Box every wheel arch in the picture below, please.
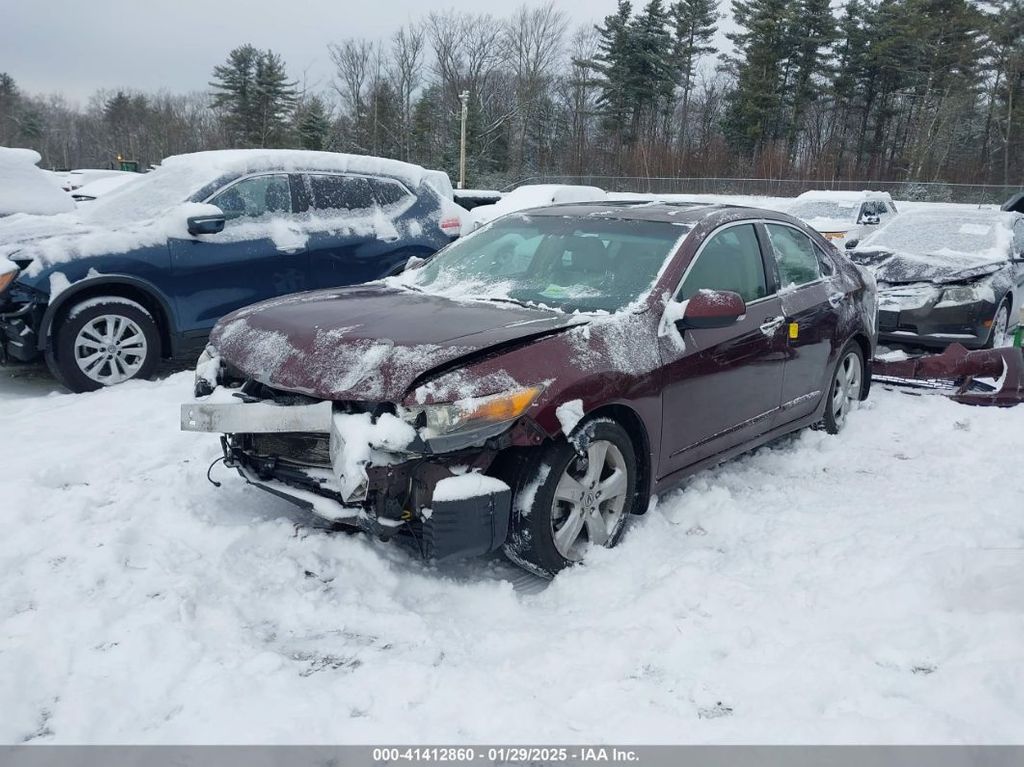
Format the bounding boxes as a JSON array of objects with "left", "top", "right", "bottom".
[
  {"left": 40, "top": 276, "right": 177, "bottom": 358},
  {"left": 582, "top": 402, "right": 653, "bottom": 515}
]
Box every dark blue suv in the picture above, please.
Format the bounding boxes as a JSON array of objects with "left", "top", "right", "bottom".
[{"left": 0, "top": 150, "right": 466, "bottom": 392}]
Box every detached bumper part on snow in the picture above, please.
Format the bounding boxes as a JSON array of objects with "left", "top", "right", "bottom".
[
  {"left": 182, "top": 397, "right": 513, "bottom": 561},
  {"left": 873, "top": 343, "right": 1024, "bottom": 406}
]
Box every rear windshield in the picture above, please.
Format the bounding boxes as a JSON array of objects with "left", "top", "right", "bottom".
[{"left": 403, "top": 215, "right": 688, "bottom": 312}]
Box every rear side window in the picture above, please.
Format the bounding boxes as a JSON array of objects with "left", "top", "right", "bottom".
[
  {"left": 299, "top": 174, "right": 374, "bottom": 213},
  {"left": 210, "top": 174, "right": 292, "bottom": 220},
  {"left": 765, "top": 224, "right": 821, "bottom": 288},
  {"left": 678, "top": 223, "right": 768, "bottom": 303},
  {"left": 369, "top": 178, "right": 413, "bottom": 208}
]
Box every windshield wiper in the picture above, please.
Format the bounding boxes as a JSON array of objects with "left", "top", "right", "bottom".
[{"left": 480, "top": 296, "right": 539, "bottom": 309}]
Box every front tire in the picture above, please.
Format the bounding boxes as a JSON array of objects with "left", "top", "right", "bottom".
[
  {"left": 503, "top": 418, "right": 638, "bottom": 577},
  {"left": 821, "top": 342, "right": 865, "bottom": 434},
  {"left": 985, "top": 298, "right": 1012, "bottom": 349},
  {"left": 49, "top": 298, "right": 160, "bottom": 392}
]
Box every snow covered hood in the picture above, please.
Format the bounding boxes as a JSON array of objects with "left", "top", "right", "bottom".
[
  {"left": 210, "top": 285, "right": 582, "bottom": 402},
  {"left": 851, "top": 210, "right": 1016, "bottom": 284}
]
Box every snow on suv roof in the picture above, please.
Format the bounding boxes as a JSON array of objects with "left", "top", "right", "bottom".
[
  {"left": 795, "top": 189, "right": 893, "bottom": 202},
  {"left": 160, "top": 149, "right": 432, "bottom": 189}
]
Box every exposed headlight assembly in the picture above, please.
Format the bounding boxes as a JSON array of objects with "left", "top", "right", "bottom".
[
  {"left": 193, "top": 345, "right": 223, "bottom": 397},
  {"left": 421, "top": 385, "right": 544, "bottom": 436},
  {"left": 940, "top": 285, "right": 984, "bottom": 304}
]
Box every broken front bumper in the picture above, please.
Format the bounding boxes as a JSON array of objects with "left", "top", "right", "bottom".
[{"left": 181, "top": 397, "right": 512, "bottom": 561}]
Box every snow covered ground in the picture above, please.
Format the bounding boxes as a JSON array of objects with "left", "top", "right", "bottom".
[{"left": 2, "top": 362, "right": 1022, "bottom": 743}]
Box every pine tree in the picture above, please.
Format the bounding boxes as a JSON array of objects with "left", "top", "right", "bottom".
[
  {"left": 721, "top": 0, "right": 791, "bottom": 156},
  {"left": 782, "top": 0, "right": 836, "bottom": 157},
  {"left": 593, "top": 0, "right": 635, "bottom": 144},
  {"left": 669, "top": 0, "right": 719, "bottom": 147},
  {"left": 210, "top": 45, "right": 297, "bottom": 147},
  {"left": 296, "top": 95, "right": 332, "bottom": 150}
]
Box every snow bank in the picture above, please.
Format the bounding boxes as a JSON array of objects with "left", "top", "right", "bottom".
[
  {"left": 0, "top": 147, "right": 75, "bottom": 216},
  {"left": 2, "top": 372, "right": 1024, "bottom": 742}
]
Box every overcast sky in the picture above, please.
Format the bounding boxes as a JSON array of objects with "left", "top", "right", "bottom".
[{"left": 3, "top": 0, "right": 638, "bottom": 104}]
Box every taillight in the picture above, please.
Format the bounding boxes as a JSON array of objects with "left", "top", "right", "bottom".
[{"left": 439, "top": 216, "right": 462, "bottom": 237}]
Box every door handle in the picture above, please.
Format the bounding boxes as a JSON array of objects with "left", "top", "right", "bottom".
[
  {"left": 276, "top": 246, "right": 303, "bottom": 254},
  {"left": 828, "top": 292, "right": 845, "bottom": 308},
  {"left": 759, "top": 316, "right": 785, "bottom": 335}
]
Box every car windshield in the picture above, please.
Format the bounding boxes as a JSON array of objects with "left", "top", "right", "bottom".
[
  {"left": 857, "top": 213, "right": 1009, "bottom": 259},
  {"left": 78, "top": 162, "right": 220, "bottom": 225},
  {"left": 401, "top": 215, "right": 688, "bottom": 312}
]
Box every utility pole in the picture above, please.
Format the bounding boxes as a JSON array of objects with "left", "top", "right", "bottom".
[{"left": 458, "top": 90, "right": 470, "bottom": 190}]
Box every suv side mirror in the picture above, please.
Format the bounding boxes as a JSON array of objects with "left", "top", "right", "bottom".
[
  {"left": 845, "top": 238, "right": 860, "bottom": 250},
  {"left": 187, "top": 212, "right": 225, "bottom": 236},
  {"left": 677, "top": 289, "right": 746, "bottom": 330}
]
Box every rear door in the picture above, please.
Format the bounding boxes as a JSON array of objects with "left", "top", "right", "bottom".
[
  {"left": 763, "top": 222, "right": 840, "bottom": 424},
  {"left": 659, "top": 222, "right": 788, "bottom": 476},
  {"left": 298, "top": 173, "right": 420, "bottom": 289},
  {"left": 168, "top": 173, "right": 309, "bottom": 334}
]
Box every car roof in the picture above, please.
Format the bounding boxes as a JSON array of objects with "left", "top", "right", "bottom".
[{"left": 514, "top": 200, "right": 797, "bottom": 225}]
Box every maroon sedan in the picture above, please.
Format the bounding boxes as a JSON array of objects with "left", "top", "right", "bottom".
[{"left": 182, "top": 202, "right": 877, "bottom": 576}]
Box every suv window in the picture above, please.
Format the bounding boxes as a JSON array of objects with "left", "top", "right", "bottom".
[
  {"left": 210, "top": 175, "right": 292, "bottom": 220},
  {"left": 766, "top": 224, "right": 821, "bottom": 288},
  {"left": 859, "top": 200, "right": 888, "bottom": 222},
  {"left": 1013, "top": 219, "right": 1024, "bottom": 255},
  {"left": 678, "top": 223, "right": 768, "bottom": 303},
  {"left": 369, "top": 178, "right": 413, "bottom": 208},
  {"left": 300, "top": 174, "right": 374, "bottom": 213}
]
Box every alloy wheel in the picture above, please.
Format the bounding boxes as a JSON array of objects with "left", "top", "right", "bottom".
[
  {"left": 831, "top": 350, "right": 863, "bottom": 430},
  {"left": 73, "top": 314, "right": 148, "bottom": 385},
  {"left": 550, "top": 439, "right": 630, "bottom": 561},
  {"left": 991, "top": 304, "right": 1011, "bottom": 348}
]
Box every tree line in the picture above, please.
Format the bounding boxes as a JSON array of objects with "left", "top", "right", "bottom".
[{"left": 0, "top": 0, "right": 1021, "bottom": 189}]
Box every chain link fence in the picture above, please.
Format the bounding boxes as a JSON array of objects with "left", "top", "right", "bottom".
[{"left": 501, "top": 175, "right": 1023, "bottom": 205}]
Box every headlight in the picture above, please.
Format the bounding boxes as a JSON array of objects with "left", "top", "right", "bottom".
[
  {"left": 940, "top": 285, "right": 982, "bottom": 304},
  {"left": 193, "top": 345, "right": 222, "bottom": 397},
  {"left": 0, "top": 266, "right": 17, "bottom": 295},
  {"left": 422, "top": 385, "right": 544, "bottom": 436}
]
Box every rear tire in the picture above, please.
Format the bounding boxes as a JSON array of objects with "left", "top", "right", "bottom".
[
  {"left": 820, "top": 342, "right": 865, "bottom": 435},
  {"left": 502, "top": 418, "right": 638, "bottom": 577},
  {"left": 49, "top": 298, "right": 160, "bottom": 393}
]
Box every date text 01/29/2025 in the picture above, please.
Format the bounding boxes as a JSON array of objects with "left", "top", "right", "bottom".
[{"left": 371, "top": 747, "right": 640, "bottom": 762}]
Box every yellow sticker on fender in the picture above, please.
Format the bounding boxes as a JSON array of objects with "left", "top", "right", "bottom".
[{"left": 789, "top": 322, "right": 799, "bottom": 339}]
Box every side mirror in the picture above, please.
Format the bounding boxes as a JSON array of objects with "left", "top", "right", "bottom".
[
  {"left": 845, "top": 239, "right": 859, "bottom": 250},
  {"left": 677, "top": 289, "right": 746, "bottom": 330},
  {"left": 187, "top": 212, "right": 225, "bottom": 236}
]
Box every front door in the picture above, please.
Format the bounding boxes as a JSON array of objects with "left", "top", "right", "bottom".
[
  {"left": 659, "top": 222, "right": 788, "bottom": 478},
  {"left": 169, "top": 173, "right": 309, "bottom": 334}
]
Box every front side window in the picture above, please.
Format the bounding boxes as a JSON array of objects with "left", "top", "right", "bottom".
[
  {"left": 402, "top": 215, "right": 686, "bottom": 313},
  {"left": 1013, "top": 220, "right": 1024, "bottom": 256},
  {"left": 209, "top": 175, "right": 292, "bottom": 221},
  {"left": 766, "top": 223, "right": 821, "bottom": 288},
  {"left": 677, "top": 223, "right": 768, "bottom": 303}
]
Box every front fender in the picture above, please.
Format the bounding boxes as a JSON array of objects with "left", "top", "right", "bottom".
[{"left": 38, "top": 274, "right": 178, "bottom": 350}]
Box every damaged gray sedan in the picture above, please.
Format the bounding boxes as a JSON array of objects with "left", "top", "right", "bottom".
[{"left": 847, "top": 209, "right": 1024, "bottom": 349}]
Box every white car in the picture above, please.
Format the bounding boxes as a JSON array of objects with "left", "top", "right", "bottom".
[
  {"left": 0, "top": 147, "right": 76, "bottom": 217},
  {"left": 787, "top": 190, "right": 897, "bottom": 244},
  {"left": 470, "top": 184, "right": 606, "bottom": 228},
  {"left": 71, "top": 173, "right": 141, "bottom": 203}
]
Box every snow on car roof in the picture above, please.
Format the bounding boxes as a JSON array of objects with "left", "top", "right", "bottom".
[
  {"left": 859, "top": 207, "right": 1018, "bottom": 260},
  {"left": 160, "top": 149, "right": 432, "bottom": 188},
  {"left": 795, "top": 189, "right": 893, "bottom": 202}
]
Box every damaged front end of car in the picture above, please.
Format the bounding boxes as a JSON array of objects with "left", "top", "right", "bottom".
[{"left": 182, "top": 351, "right": 549, "bottom": 561}]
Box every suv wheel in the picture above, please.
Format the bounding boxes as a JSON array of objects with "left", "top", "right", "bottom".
[
  {"left": 503, "top": 418, "right": 638, "bottom": 577},
  {"left": 49, "top": 298, "right": 160, "bottom": 392}
]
